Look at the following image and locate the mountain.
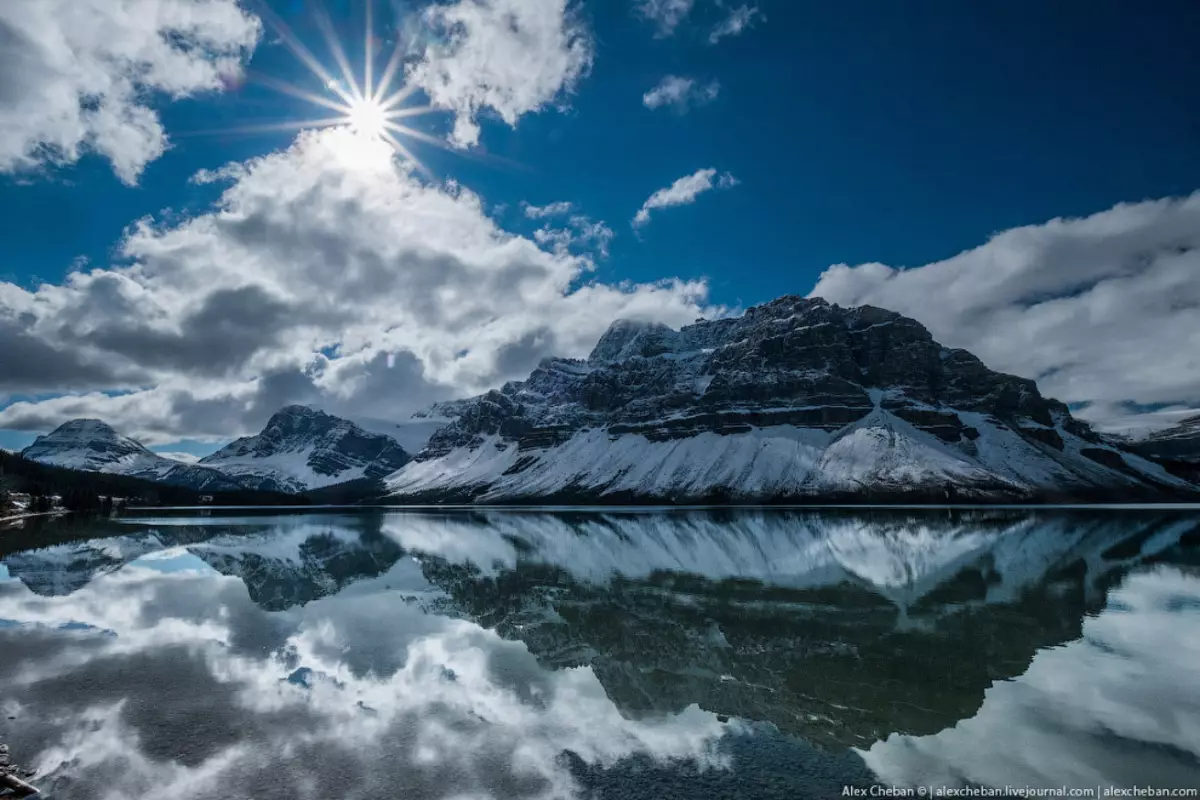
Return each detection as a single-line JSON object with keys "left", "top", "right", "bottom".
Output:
{"left": 1131, "top": 413, "right": 1200, "bottom": 463}
{"left": 19, "top": 407, "right": 410, "bottom": 496}
{"left": 20, "top": 419, "right": 251, "bottom": 492}
{"left": 385, "top": 296, "right": 1194, "bottom": 503}
{"left": 197, "top": 405, "right": 410, "bottom": 493}
{"left": 1, "top": 449, "right": 301, "bottom": 510}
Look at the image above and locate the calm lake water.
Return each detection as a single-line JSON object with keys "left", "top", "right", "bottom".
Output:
{"left": 1, "top": 508, "right": 1198, "bottom": 799}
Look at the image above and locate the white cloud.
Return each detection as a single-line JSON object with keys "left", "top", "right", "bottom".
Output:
{"left": 708, "top": 5, "right": 763, "bottom": 44}
{"left": 633, "top": 0, "right": 697, "bottom": 37}
{"left": 642, "top": 76, "right": 720, "bottom": 113}
{"left": 0, "top": 0, "right": 261, "bottom": 185}
{"left": 534, "top": 215, "right": 615, "bottom": 259}
{"left": 405, "top": 0, "right": 593, "bottom": 148}
{"left": 632, "top": 168, "right": 739, "bottom": 228}
{"left": 0, "top": 128, "right": 714, "bottom": 444}
{"left": 522, "top": 200, "right": 575, "bottom": 218}
{"left": 809, "top": 193, "right": 1200, "bottom": 432}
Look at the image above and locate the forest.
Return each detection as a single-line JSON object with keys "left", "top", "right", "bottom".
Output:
{"left": 0, "top": 449, "right": 306, "bottom": 514}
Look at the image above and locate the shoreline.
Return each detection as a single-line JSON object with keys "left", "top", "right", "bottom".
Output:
{"left": 0, "top": 510, "right": 69, "bottom": 525}
{"left": 117, "top": 501, "right": 1200, "bottom": 514}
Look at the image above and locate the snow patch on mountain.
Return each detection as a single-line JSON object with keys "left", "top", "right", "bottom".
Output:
{"left": 20, "top": 419, "right": 249, "bottom": 491}
{"left": 198, "top": 406, "right": 410, "bottom": 492}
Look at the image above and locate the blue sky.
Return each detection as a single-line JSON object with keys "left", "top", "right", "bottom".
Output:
{"left": 2, "top": 0, "right": 1200, "bottom": 453}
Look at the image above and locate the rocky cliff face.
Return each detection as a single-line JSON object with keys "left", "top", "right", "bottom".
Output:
{"left": 198, "top": 405, "right": 410, "bottom": 493}
{"left": 20, "top": 419, "right": 250, "bottom": 492}
{"left": 387, "top": 296, "right": 1192, "bottom": 503}
{"left": 1133, "top": 414, "right": 1200, "bottom": 463}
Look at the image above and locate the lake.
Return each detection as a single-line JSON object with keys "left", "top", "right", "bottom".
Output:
{"left": 1, "top": 508, "right": 1198, "bottom": 799}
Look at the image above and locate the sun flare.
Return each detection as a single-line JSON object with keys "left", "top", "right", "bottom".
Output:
{"left": 227, "top": 2, "right": 447, "bottom": 174}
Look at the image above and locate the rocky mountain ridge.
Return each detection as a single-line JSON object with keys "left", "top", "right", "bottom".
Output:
{"left": 14, "top": 296, "right": 1199, "bottom": 504}
{"left": 1132, "top": 413, "right": 1200, "bottom": 464}
{"left": 20, "top": 419, "right": 253, "bottom": 493}
{"left": 197, "top": 405, "right": 410, "bottom": 493}
{"left": 385, "top": 295, "right": 1194, "bottom": 503}
{"left": 19, "top": 407, "right": 411, "bottom": 494}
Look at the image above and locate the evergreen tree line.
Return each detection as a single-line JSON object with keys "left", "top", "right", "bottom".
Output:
{"left": 1, "top": 449, "right": 309, "bottom": 511}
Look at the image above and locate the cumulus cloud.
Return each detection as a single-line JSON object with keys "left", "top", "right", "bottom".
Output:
{"left": 405, "top": 0, "right": 593, "bottom": 148}
{"left": 707, "top": 5, "right": 763, "bottom": 44}
{"left": 809, "top": 193, "right": 1200, "bottom": 432}
{"left": 632, "top": 168, "right": 739, "bottom": 228}
{"left": 0, "top": 128, "right": 713, "bottom": 444}
{"left": 633, "top": 0, "right": 697, "bottom": 37}
{"left": 642, "top": 76, "right": 720, "bottom": 113}
{"left": 0, "top": 0, "right": 261, "bottom": 185}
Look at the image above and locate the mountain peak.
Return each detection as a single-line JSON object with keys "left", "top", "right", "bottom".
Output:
{"left": 22, "top": 417, "right": 156, "bottom": 472}
{"left": 274, "top": 404, "right": 323, "bottom": 417}
{"left": 199, "top": 406, "right": 410, "bottom": 492}
{"left": 48, "top": 418, "right": 123, "bottom": 437}
{"left": 588, "top": 319, "right": 679, "bottom": 364}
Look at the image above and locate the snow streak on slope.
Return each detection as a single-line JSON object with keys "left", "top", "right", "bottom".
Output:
{"left": 387, "top": 408, "right": 1191, "bottom": 503}
{"left": 197, "top": 448, "right": 369, "bottom": 492}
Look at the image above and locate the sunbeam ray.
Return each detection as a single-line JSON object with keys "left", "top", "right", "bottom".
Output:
{"left": 227, "top": 1, "right": 456, "bottom": 176}
{"left": 364, "top": 0, "right": 375, "bottom": 102}
{"left": 379, "top": 85, "right": 421, "bottom": 114}
{"left": 389, "top": 104, "right": 437, "bottom": 120}
{"left": 381, "top": 130, "right": 433, "bottom": 181}
{"left": 386, "top": 122, "right": 532, "bottom": 173}
{"left": 252, "top": 2, "right": 355, "bottom": 107}
{"left": 314, "top": 6, "right": 363, "bottom": 104}
{"left": 174, "top": 117, "right": 348, "bottom": 138}
{"left": 374, "top": 40, "right": 407, "bottom": 106}
{"left": 250, "top": 73, "right": 352, "bottom": 116}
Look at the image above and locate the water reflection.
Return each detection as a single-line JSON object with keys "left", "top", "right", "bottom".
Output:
{"left": 0, "top": 508, "right": 1197, "bottom": 798}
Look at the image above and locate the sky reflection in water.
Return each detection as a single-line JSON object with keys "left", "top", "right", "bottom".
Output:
{"left": 0, "top": 508, "right": 1197, "bottom": 799}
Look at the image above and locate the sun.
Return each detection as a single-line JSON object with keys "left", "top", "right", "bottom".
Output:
{"left": 347, "top": 97, "right": 388, "bottom": 140}
{"left": 217, "top": 2, "right": 449, "bottom": 174}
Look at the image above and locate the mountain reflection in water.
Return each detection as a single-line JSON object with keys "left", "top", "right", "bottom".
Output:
{"left": 1, "top": 508, "right": 1198, "bottom": 799}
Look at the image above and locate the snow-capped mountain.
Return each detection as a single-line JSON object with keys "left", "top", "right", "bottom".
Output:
{"left": 197, "top": 405, "right": 410, "bottom": 493}
{"left": 1131, "top": 413, "right": 1200, "bottom": 463}
{"left": 386, "top": 296, "right": 1194, "bottom": 503}
{"left": 20, "top": 408, "right": 412, "bottom": 495}
{"left": 20, "top": 419, "right": 250, "bottom": 492}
